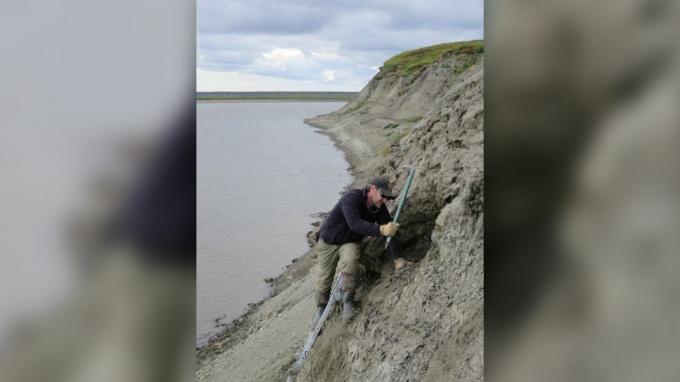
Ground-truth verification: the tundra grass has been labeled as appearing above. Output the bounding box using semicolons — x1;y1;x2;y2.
377;40;483;78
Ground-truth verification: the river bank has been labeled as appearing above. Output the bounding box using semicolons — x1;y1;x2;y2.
195;116;378;372
195;95;391;361
196;101;351;345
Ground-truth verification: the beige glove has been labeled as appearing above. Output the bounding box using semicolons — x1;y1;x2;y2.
379;222;400;237
393;257;415;270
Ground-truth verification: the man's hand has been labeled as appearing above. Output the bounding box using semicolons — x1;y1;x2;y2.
393;257;414;270
379;222;400;237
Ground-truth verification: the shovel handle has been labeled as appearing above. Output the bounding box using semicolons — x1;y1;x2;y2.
385;167;416;249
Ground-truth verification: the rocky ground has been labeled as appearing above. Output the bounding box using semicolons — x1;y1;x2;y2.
196;41;484;382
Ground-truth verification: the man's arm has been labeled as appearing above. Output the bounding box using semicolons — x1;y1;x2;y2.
380;205;413;269
339;193;381;237
376;205;392;225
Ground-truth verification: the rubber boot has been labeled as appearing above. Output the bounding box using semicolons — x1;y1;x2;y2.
333;287;343;302
333;274;346;302
342;292;354;322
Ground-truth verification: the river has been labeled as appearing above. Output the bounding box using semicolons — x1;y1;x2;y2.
197;101;351;344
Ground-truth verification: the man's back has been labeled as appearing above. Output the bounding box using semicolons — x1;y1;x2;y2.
319;188;390;245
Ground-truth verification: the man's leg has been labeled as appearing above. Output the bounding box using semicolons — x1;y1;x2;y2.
315;238;339;308
338;242;361;321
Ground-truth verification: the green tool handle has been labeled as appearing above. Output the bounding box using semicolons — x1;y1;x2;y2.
385;167;416;249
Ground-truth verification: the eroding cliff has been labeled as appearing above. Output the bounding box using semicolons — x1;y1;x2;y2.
300;40;483;382
197;40;484;382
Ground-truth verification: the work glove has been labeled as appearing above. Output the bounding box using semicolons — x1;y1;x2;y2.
393;257;415;270
379;222;400;237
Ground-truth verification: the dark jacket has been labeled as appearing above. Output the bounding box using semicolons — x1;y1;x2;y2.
319;188;395;250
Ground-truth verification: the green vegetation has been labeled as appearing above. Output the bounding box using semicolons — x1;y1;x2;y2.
454;53;478;74
196;91;358;101
380;128;413;156
383;122;399;129
377;40;483;78
402;116;422;123
389;129;412;144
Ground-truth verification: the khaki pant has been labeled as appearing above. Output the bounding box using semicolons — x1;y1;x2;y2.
315;238;360;307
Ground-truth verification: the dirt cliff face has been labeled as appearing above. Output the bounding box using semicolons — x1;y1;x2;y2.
196;41;483;382
301;42;483;381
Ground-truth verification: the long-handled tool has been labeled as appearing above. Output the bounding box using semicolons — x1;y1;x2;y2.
287;273;344;381
287;167;416;380
386;166;416;249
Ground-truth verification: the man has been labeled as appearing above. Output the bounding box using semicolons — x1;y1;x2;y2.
314;176;413;324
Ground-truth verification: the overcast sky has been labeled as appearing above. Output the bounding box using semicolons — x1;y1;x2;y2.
197;0;483;92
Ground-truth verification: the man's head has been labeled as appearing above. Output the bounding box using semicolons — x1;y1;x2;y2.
367;177;396;209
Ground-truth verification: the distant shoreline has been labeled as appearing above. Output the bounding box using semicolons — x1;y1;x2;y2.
197;99;350;103
196;91;358;102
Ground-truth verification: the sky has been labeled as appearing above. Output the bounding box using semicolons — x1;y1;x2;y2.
197;0;483;92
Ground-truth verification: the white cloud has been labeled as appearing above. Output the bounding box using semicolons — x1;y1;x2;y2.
322;69;336;82
196;0;483;90
311;51;342;60
255;48;306;71
247;46;364;86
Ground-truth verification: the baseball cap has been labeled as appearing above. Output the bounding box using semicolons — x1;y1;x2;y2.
370;176;397;199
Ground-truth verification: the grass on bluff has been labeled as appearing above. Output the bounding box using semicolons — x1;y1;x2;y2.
389;129;412;144
377;40;483;78
402;116;422;123
380;128;413;156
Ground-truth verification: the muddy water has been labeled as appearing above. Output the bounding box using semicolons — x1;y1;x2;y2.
197;101;350;345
